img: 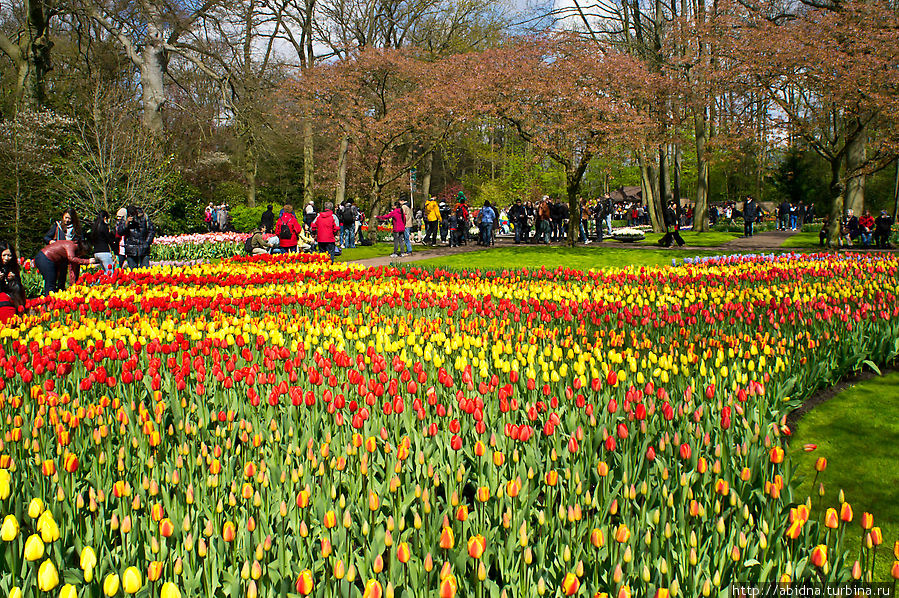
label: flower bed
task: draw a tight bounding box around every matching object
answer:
[151,233,275,262]
[612,227,646,242]
[0,253,898,596]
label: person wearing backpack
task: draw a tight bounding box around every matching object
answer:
[339,200,357,249]
[311,202,340,262]
[246,227,269,255]
[275,204,302,253]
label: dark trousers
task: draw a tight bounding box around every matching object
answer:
[35,251,66,296]
[126,255,150,269]
[744,221,754,237]
[424,220,439,245]
[659,231,685,247]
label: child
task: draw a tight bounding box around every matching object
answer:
[446,212,459,247]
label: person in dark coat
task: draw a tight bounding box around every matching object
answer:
[0,241,25,322]
[658,202,685,247]
[44,208,82,245]
[874,210,894,249]
[116,206,155,268]
[743,196,758,237]
[91,211,117,273]
[260,205,275,234]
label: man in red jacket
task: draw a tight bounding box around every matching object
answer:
[311,202,340,262]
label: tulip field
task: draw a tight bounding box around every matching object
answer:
[2,252,899,597]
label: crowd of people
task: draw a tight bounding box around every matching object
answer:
[821,208,894,249]
[204,203,232,232]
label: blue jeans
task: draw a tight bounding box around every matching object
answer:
[579,222,587,242]
[94,252,115,274]
[790,215,797,229]
[341,225,355,248]
[480,223,493,245]
[403,229,412,253]
[605,214,613,235]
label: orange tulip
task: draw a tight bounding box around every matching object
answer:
[861,512,874,530]
[41,460,55,477]
[439,527,455,550]
[455,506,468,522]
[467,535,486,559]
[159,518,174,538]
[614,524,630,544]
[814,457,827,472]
[769,447,784,464]
[323,511,337,529]
[397,542,411,564]
[545,471,558,486]
[841,502,853,523]
[147,561,163,582]
[590,528,604,548]
[362,579,383,598]
[869,527,883,546]
[824,508,839,529]
[891,560,899,581]
[561,573,579,596]
[63,454,79,473]
[438,574,458,598]
[368,492,379,511]
[476,486,490,502]
[295,570,313,595]
[894,540,899,560]
[222,521,236,542]
[810,544,827,568]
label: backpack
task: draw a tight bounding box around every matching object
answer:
[244,236,254,254]
[341,206,355,226]
[278,219,293,240]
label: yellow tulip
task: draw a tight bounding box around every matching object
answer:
[80,547,97,571]
[0,469,9,499]
[28,498,45,519]
[122,567,142,594]
[24,534,45,561]
[8,588,21,598]
[59,584,77,598]
[103,574,120,596]
[1,514,19,541]
[160,582,181,598]
[37,559,59,592]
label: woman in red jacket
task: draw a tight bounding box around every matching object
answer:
[311,202,340,262]
[34,240,95,296]
[275,204,303,253]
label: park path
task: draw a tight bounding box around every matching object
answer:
[349,230,800,268]
[351,242,489,268]
[720,230,795,251]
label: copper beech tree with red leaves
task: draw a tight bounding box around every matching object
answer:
[472,35,656,245]
[711,0,899,245]
[284,49,472,238]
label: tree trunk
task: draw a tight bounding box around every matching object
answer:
[693,107,710,232]
[658,145,671,208]
[303,117,314,208]
[639,154,665,233]
[892,158,899,220]
[845,122,866,215]
[367,183,386,243]
[334,135,349,205]
[420,151,434,201]
[826,157,844,248]
[566,173,581,248]
[245,143,257,208]
[672,143,681,210]
[140,23,166,135]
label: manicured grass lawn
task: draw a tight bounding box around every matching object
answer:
[335,244,396,261]
[781,232,822,248]
[789,373,899,582]
[639,231,741,247]
[413,245,713,271]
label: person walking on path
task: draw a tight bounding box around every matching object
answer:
[275,204,303,253]
[260,205,275,234]
[378,201,408,257]
[400,199,414,254]
[477,201,496,246]
[117,206,155,268]
[423,196,441,246]
[311,202,340,262]
[34,239,95,296]
[658,201,685,248]
[91,211,117,273]
[742,196,758,237]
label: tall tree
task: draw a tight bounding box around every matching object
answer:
[0,0,54,110]
[477,35,654,245]
[713,0,899,245]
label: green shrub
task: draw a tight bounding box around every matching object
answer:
[230,205,268,233]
